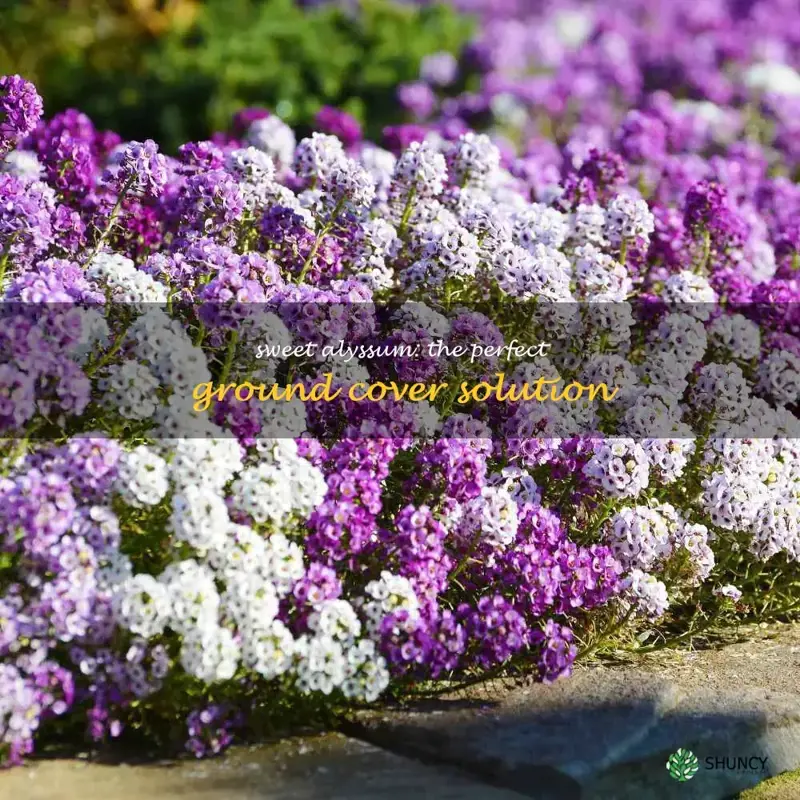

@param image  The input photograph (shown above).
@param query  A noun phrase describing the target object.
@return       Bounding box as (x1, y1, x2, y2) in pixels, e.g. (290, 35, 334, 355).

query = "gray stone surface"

(0, 733, 530, 799)
(5, 624, 800, 799)
(349, 624, 800, 800)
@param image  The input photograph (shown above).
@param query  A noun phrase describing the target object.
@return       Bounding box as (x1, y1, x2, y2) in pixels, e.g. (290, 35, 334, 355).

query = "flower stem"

(84, 177, 135, 267)
(297, 199, 345, 284)
(449, 527, 483, 581)
(576, 605, 636, 661)
(84, 324, 129, 377)
(218, 329, 239, 386)
(0, 232, 19, 289)
(2, 438, 28, 476)
(700, 229, 711, 272)
(397, 187, 417, 239)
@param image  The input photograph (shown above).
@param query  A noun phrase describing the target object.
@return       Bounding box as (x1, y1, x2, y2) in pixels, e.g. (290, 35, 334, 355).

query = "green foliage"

(0, 0, 473, 152)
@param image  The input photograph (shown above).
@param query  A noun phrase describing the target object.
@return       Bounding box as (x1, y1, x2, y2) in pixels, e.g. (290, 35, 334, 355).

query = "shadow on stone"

(346, 670, 800, 800)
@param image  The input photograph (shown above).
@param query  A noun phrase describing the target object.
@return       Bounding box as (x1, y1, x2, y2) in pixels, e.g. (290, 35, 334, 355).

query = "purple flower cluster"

(0, 75, 42, 156)
(483, 506, 623, 617)
(186, 705, 244, 759)
(0, 304, 93, 428)
(307, 437, 402, 561)
(398, 0, 800, 175)
(315, 106, 362, 150)
(0, 437, 133, 761)
(379, 504, 452, 613)
(106, 140, 168, 199)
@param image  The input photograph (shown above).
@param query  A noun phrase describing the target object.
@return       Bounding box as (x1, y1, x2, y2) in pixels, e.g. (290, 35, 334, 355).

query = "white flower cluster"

(571, 203, 607, 246)
(458, 485, 520, 548)
(624, 569, 669, 619)
(259, 532, 306, 595)
(1, 148, 43, 180)
(180, 626, 240, 684)
(391, 140, 448, 201)
(390, 301, 451, 339)
(360, 571, 420, 637)
(707, 314, 761, 360)
(493, 241, 573, 301)
(293, 597, 389, 698)
(758, 350, 800, 406)
(407, 217, 482, 286)
(349, 217, 399, 290)
(208, 528, 295, 678)
(225, 147, 276, 209)
(703, 437, 776, 478)
(169, 487, 230, 551)
(294, 626, 389, 700)
(293, 133, 346, 181)
(676, 522, 715, 584)
(690, 363, 751, 421)
(604, 194, 655, 247)
(662, 270, 717, 315)
(513, 203, 569, 250)
(698, 436, 799, 561)
(99, 360, 160, 420)
(573, 244, 631, 300)
(113, 574, 170, 638)
(87, 252, 169, 303)
(168, 438, 244, 492)
(641, 438, 695, 483)
(257, 396, 308, 439)
(652, 312, 708, 369)
(447, 132, 501, 189)
(125, 306, 211, 394)
(110, 510, 393, 699)
(622, 387, 681, 435)
(115, 445, 169, 507)
(703, 468, 769, 531)
(585, 438, 650, 498)
(324, 159, 377, 212)
(606, 506, 671, 570)
(751, 497, 800, 560)
(230, 452, 326, 528)
(605, 501, 714, 586)
(226, 146, 275, 183)
(246, 116, 296, 169)
(160, 559, 220, 636)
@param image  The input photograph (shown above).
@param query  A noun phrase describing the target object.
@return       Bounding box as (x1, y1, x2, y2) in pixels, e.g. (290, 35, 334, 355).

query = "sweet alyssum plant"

(0, 72, 798, 765)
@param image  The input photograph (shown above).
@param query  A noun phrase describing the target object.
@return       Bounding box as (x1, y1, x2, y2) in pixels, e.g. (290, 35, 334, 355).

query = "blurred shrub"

(0, 0, 472, 151)
(0, 1, 199, 74)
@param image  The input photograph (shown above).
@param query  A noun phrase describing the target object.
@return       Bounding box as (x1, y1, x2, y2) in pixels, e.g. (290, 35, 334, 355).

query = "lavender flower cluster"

(0, 52, 798, 768)
(397, 0, 800, 179)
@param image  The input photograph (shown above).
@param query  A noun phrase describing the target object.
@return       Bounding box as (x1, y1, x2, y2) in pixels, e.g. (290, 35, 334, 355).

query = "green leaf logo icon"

(667, 749, 699, 782)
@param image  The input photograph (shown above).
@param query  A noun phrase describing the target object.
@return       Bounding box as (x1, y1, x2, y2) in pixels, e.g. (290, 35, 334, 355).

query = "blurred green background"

(0, 0, 472, 151)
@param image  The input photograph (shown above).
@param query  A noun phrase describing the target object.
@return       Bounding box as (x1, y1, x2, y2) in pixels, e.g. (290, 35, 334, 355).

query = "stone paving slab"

(0, 733, 529, 800)
(348, 624, 800, 800)
(5, 624, 800, 799)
